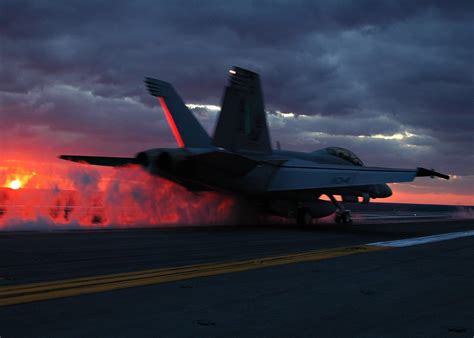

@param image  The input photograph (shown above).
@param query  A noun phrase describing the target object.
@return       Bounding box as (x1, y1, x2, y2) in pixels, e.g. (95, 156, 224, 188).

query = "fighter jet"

(60, 67, 449, 225)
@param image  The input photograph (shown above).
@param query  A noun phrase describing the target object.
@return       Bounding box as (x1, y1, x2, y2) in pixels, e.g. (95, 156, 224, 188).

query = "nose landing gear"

(328, 195, 353, 224)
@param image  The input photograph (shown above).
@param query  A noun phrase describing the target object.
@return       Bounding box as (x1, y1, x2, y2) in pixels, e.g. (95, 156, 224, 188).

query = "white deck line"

(367, 230, 474, 247)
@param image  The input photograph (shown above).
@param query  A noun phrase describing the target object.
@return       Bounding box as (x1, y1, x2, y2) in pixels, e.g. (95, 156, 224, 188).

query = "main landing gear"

(328, 195, 353, 224)
(335, 209, 352, 224)
(296, 207, 313, 227)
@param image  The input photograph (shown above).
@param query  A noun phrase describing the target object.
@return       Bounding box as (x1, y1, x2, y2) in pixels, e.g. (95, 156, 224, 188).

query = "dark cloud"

(0, 0, 473, 185)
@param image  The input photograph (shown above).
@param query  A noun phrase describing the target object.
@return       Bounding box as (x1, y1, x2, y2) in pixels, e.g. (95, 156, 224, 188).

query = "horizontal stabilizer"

(416, 167, 450, 180)
(59, 155, 138, 167)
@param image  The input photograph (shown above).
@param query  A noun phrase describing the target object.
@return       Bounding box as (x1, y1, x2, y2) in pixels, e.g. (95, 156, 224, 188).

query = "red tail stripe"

(158, 97, 185, 148)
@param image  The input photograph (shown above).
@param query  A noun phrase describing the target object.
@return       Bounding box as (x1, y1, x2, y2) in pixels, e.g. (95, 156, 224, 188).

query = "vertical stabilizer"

(212, 67, 272, 154)
(145, 78, 211, 148)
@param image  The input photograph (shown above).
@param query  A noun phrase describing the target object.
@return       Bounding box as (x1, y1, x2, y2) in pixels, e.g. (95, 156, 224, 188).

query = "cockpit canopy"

(324, 147, 364, 166)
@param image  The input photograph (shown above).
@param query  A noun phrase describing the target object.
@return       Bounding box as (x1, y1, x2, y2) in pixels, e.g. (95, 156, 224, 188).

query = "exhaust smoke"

(0, 160, 243, 230)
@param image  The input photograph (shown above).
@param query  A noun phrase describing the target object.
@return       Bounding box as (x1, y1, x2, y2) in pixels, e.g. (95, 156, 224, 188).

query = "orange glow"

(316, 190, 472, 206)
(158, 97, 185, 148)
(0, 159, 237, 229)
(3, 170, 36, 191)
(381, 188, 474, 206)
(9, 179, 22, 190)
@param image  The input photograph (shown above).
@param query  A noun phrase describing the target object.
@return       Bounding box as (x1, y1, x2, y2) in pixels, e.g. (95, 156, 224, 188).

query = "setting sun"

(9, 179, 22, 190)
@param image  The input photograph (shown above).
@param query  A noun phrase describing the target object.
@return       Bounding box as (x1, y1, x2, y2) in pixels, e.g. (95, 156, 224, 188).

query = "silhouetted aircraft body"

(60, 67, 449, 225)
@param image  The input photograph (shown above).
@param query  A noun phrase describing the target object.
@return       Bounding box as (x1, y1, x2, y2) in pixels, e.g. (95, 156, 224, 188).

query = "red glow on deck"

(0, 160, 237, 229)
(158, 97, 185, 148)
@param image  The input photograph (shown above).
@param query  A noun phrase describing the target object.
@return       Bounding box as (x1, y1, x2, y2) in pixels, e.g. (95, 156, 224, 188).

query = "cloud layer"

(1, 0, 473, 200)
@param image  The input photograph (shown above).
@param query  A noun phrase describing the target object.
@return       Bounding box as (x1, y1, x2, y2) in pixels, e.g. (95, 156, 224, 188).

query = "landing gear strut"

(328, 195, 352, 224)
(335, 210, 352, 224)
(296, 207, 313, 227)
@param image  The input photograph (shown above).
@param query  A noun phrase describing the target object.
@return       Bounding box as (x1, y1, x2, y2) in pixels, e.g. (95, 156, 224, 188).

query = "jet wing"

(59, 155, 138, 167)
(267, 159, 448, 192)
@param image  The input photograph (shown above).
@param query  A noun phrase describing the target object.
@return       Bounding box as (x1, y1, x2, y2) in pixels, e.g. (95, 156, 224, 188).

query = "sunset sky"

(1, 0, 473, 205)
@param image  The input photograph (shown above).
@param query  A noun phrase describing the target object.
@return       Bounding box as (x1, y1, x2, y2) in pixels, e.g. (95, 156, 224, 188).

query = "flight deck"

(0, 213, 473, 337)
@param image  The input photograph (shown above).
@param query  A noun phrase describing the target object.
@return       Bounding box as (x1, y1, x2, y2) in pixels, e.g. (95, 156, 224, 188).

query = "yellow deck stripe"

(0, 245, 387, 307)
(0, 263, 219, 295)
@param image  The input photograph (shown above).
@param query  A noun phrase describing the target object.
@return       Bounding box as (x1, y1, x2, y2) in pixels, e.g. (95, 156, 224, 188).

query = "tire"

(297, 208, 313, 226)
(335, 211, 352, 224)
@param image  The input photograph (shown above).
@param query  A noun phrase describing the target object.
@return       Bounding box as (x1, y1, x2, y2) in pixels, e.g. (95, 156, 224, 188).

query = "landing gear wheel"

(335, 210, 352, 224)
(296, 208, 313, 227)
(327, 195, 353, 225)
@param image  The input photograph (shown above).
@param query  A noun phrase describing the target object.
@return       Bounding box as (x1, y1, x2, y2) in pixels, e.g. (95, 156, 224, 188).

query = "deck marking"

(0, 245, 386, 307)
(367, 230, 474, 247)
(3, 230, 473, 307)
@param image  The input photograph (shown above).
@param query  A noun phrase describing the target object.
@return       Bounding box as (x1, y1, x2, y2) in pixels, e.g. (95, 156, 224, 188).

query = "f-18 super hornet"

(60, 67, 449, 225)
